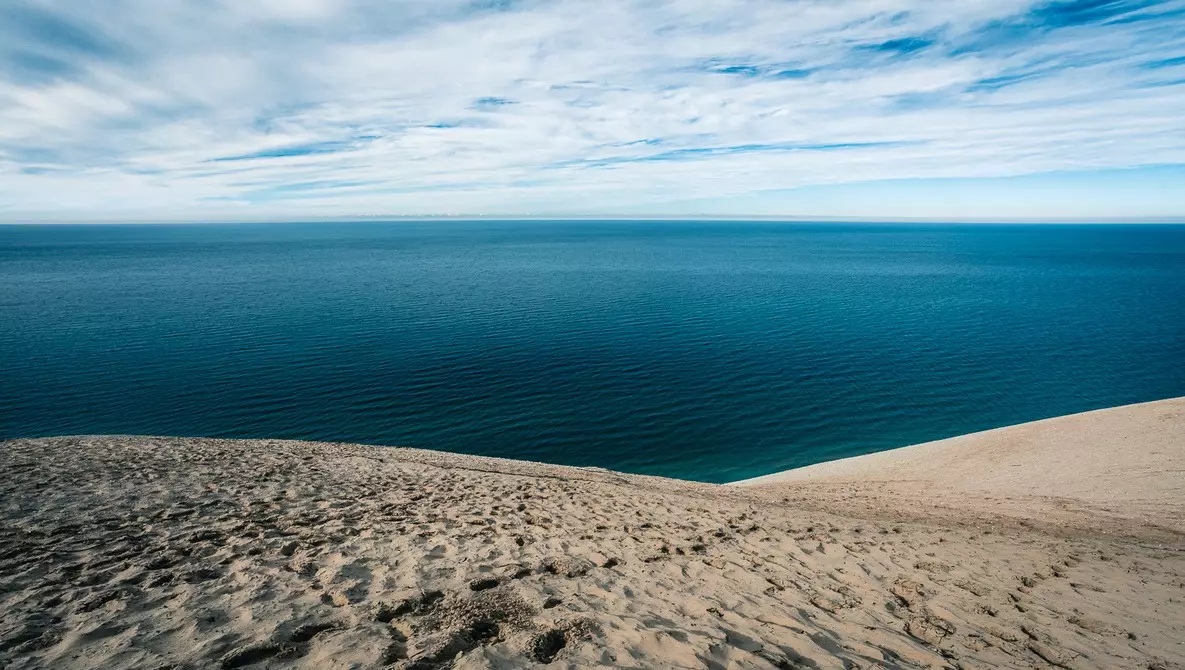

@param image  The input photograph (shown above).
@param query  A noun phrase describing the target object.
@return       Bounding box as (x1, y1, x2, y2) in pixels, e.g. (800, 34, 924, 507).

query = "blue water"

(2, 221, 1184, 483)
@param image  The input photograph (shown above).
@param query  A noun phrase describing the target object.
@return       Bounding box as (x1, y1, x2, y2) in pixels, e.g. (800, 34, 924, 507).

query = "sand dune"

(2, 398, 1184, 669)
(737, 396, 1185, 538)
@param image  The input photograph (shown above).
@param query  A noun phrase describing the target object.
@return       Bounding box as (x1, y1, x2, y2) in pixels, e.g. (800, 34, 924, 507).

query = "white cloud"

(0, 0, 1183, 220)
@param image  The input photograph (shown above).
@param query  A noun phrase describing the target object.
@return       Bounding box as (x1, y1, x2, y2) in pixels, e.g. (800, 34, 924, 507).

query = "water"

(2, 221, 1184, 483)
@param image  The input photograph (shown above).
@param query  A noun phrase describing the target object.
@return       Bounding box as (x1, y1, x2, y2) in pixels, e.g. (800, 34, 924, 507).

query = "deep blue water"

(2, 221, 1184, 483)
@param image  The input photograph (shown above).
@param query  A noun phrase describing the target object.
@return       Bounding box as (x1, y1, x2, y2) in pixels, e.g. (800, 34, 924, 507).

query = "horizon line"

(4, 214, 1185, 226)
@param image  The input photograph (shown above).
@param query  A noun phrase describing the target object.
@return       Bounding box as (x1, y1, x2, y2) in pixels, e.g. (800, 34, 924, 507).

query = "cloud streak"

(0, 0, 1183, 219)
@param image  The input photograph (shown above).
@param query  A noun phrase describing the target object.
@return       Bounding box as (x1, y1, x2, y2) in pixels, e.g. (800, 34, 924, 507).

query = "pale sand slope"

(0, 402, 1181, 669)
(737, 396, 1185, 538)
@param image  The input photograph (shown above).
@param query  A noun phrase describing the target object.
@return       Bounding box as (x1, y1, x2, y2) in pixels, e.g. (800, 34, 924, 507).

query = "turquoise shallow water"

(2, 221, 1184, 483)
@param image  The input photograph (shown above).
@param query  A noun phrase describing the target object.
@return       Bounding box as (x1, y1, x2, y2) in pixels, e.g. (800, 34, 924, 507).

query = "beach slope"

(2, 399, 1183, 669)
(737, 396, 1185, 537)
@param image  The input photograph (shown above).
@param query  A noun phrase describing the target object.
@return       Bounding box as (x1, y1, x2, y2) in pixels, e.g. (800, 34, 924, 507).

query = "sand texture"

(2, 399, 1184, 669)
(738, 396, 1185, 538)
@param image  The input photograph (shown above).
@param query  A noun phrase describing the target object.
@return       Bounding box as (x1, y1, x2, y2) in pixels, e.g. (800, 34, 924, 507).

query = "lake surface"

(2, 221, 1184, 483)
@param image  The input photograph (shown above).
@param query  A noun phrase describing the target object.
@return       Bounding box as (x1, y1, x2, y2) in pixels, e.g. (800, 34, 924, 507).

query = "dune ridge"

(2, 398, 1184, 669)
(737, 396, 1185, 539)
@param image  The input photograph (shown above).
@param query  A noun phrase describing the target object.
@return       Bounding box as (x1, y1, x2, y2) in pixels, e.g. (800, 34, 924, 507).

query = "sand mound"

(738, 396, 1185, 537)
(2, 400, 1183, 668)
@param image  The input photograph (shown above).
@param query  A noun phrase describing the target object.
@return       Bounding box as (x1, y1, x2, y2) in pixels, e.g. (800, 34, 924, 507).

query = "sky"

(1, 0, 1184, 222)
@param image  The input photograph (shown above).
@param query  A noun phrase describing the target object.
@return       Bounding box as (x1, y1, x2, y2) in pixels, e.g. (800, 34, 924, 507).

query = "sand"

(2, 399, 1183, 669)
(738, 396, 1185, 539)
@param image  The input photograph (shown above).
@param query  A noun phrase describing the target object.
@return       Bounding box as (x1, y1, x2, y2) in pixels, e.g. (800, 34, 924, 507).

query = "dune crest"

(2, 399, 1184, 669)
(738, 396, 1185, 537)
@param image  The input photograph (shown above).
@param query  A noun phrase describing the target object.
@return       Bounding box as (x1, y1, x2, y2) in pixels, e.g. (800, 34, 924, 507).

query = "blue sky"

(1, 0, 1184, 222)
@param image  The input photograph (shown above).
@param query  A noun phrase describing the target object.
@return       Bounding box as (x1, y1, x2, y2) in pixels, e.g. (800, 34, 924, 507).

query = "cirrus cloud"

(1, 0, 1183, 220)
